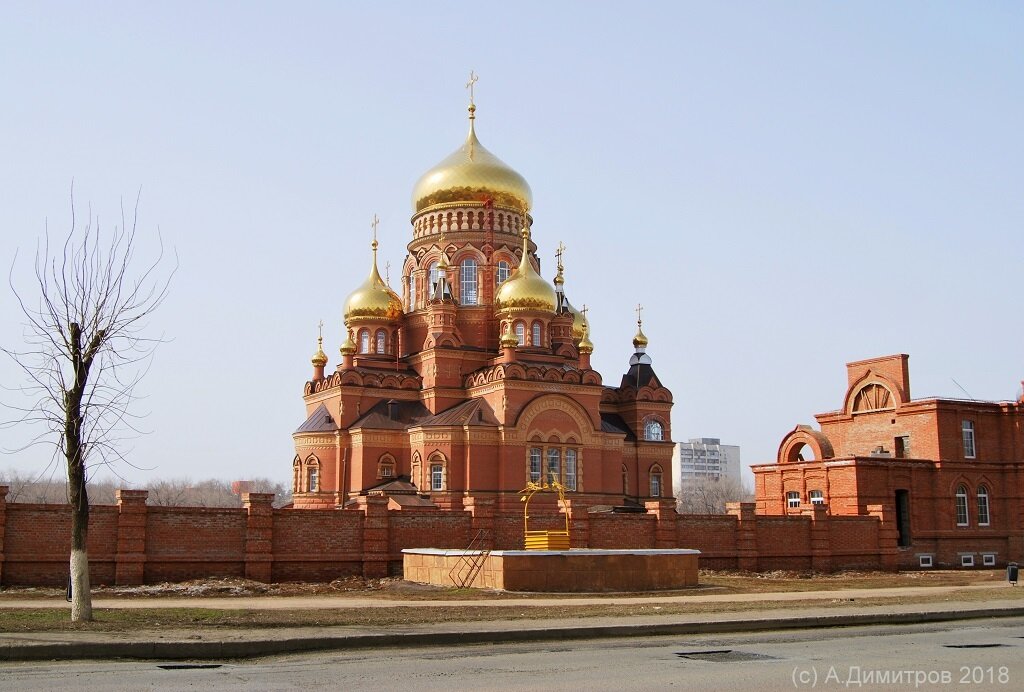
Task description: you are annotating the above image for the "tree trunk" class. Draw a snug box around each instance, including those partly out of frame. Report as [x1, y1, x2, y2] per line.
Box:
[66, 322, 95, 622]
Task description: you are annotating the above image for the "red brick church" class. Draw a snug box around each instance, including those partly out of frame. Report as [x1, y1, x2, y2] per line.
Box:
[290, 94, 674, 512]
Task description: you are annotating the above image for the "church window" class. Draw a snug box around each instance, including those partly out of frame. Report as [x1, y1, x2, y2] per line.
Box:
[955, 485, 969, 526]
[515, 322, 525, 346]
[977, 485, 990, 526]
[411, 453, 421, 489]
[546, 448, 561, 485]
[428, 261, 439, 296]
[292, 457, 301, 493]
[644, 420, 664, 441]
[529, 448, 542, 483]
[809, 489, 825, 505]
[378, 455, 395, 479]
[496, 260, 510, 285]
[408, 273, 416, 311]
[376, 329, 386, 354]
[565, 449, 577, 491]
[621, 465, 628, 495]
[307, 467, 319, 493]
[649, 465, 663, 497]
[430, 463, 444, 492]
[962, 420, 976, 458]
[359, 329, 370, 354]
[460, 258, 478, 305]
[531, 321, 542, 347]
[786, 491, 800, 508]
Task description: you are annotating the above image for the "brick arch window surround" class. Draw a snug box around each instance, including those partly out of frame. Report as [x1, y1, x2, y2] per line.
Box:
[429, 454, 446, 492]
[649, 464, 663, 497]
[977, 485, 991, 526]
[304, 455, 320, 493]
[378, 454, 396, 480]
[411, 452, 422, 489]
[644, 419, 664, 441]
[955, 484, 970, 526]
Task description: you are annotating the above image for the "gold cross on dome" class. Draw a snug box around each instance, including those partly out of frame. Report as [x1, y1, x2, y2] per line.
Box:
[635, 303, 643, 326]
[581, 304, 589, 320]
[466, 70, 479, 105]
[385, 261, 391, 285]
[555, 241, 566, 269]
[370, 214, 380, 242]
[317, 319, 324, 340]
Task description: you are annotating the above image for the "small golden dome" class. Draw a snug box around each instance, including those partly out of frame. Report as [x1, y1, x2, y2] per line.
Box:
[578, 323, 594, 355]
[500, 329, 520, 348]
[633, 323, 649, 350]
[311, 335, 328, 367]
[495, 229, 556, 313]
[344, 242, 403, 323]
[564, 299, 590, 343]
[412, 111, 532, 214]
[339, 331, 356, 355]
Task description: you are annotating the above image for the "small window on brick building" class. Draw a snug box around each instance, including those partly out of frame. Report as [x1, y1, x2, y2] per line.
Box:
[644, 420, 664, 441]
[496, 260, 511, 286]
[375, 329, 387, 354]
[565, 449, 578, 491]
[649, 465, 663, 497]
[895, 435, 910, 458]
[378, 455, 395, 480]
[983, 553, 996, 567]
[786, 491, 800, 508]
[961, 554, 975, 568]
[430, 463, 444, 492]
[919, 554, 933, 568]
[515, 321, 525, 346]
[809, 490, 825, 505]
[546, 447, 561, 485]
[529, 447, 542, 483]
[955, 485, 969, 526]
[977, 485, 990, 526]
[307, 467, 319, 493]
[359, 329, 370, 354]
[962, 420, 976, 459]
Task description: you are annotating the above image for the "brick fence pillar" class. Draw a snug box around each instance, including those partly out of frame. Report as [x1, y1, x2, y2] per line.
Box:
[644, 499, 678, 549]
[867, 503, 899, 571]
[808, 503, 832, 572]
[356, 496, 390, 578]
[727, 502, 758, 571]
[115, 489, 148, 585]
[561, 499, 590, 549]
[242, 492, 275, 583]
[0, 485, 7, 586]
[463, 497, 495, 549]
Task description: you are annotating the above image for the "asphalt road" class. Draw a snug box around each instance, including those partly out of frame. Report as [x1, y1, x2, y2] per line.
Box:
[3, 617, 1023, 691]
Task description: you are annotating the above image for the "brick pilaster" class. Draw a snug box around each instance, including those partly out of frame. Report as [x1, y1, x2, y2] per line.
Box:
[115, 489, 148, 585]
[356, 496, 390, 578]
[242, 492, 275, 583]
[644, 499, 678, 548]
[727, 502, 759, 571]
[808, 503, 832, 572]
[463, 497, 495, 549]
[0, 485, 7, 586]
[867, 503, 899, 571]
[561, 499, 590, 549]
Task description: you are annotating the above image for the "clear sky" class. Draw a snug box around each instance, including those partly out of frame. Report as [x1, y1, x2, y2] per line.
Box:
[1, 2, 1021, 489]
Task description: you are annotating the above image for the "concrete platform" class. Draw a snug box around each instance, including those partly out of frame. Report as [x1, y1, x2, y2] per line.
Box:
[402, 548, 701, 591]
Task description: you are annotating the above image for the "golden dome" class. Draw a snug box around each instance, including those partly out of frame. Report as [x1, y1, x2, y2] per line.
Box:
[633, 323, 649, 350]
[311, 335, 328, 367]
[339, 331, 356, 355]
[412, 108, 533, 214]
[564, 299, 590, 343]
[344, 242, 403, 323]
[578, 323, 594, 355]
[495, 229, 557, 313]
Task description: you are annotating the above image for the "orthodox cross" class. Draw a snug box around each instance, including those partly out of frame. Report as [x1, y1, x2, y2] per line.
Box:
[385, 262, 391, 285]
[555, 241, 566, 270]
[635, 303, 643, 326]
[466, 70, 479, 105]
[370, 214, 380, 248]
[581, 304, 589, 320]
[317, 319, 324, 341]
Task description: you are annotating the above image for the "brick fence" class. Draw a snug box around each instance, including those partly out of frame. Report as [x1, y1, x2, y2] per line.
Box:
[0, 485, 927, 586]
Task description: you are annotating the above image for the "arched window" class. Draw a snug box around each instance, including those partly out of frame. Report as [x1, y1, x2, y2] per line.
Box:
[649, 465, 663, 498]
[430, 462, 444, 491]
[496, 260, 511, 285]
[515, 322, 525, 346]
[531, 321, 542, 347]
[428, 262, 439, 296]
[955, 485, 969, 526]
[359, 329, 370, 354]
[529, 447, 542, 483]
[407, 273, 416, 311]
[546, 447, 561, 484]
[644, 420, 664, 441]
[305, 456, 320, 493]
[565, 449, 577, 491]
[977, 485, 990, 526]
[621, 464, 628, 495]
[378, 454, 395, 479]
[375, 329, 386, 354]
[411, 453, 421, 489]
[460, 258, 478, 305]
[292, 457, 301, 493]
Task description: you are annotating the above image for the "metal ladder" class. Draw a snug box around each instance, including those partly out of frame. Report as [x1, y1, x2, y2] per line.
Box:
[448, 529, 491, 588]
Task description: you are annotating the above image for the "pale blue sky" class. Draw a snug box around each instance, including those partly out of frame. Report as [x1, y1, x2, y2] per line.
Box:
[1, 2, 1021, 488]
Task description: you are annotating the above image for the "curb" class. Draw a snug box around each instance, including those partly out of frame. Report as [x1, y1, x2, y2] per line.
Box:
[3, 606, 1024, 662]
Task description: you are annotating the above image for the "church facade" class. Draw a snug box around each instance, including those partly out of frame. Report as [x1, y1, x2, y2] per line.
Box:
[290, 96, 674, 513]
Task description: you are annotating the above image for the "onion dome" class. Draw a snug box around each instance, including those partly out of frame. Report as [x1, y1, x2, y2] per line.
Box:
[339, 331, 356, 356]
[344, 239, 403, 323]
[311, 334, 328, 368]
[495, 227, 557, 313]
[564, 299, 590, 343]
[412, 104, 532, 214]
[633, 322, 649, 350]
[500, 329, 520, 349]
[578, 322, 594, 355]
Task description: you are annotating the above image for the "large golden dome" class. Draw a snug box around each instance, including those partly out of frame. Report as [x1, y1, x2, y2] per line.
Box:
[495, 230, 556, 313]
[412, 109, 533, 214]
[344, 243, 403, 322]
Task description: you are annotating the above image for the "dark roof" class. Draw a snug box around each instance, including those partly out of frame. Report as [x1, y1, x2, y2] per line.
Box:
[295, 403, 338, 433]
[620, 363, 661, 389]
[418, 398, 498, 427]
[349, 399, 432, 430]
[600, 412, 636, 441]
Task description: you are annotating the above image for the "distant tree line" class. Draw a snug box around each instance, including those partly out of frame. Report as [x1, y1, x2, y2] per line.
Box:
[676, 476, 753, 514]
[0, 469, 292, 508]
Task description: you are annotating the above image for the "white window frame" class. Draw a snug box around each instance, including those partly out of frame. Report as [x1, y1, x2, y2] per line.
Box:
[430, 463, 444, 492]
[515, 322, 525, 346]
[529, 447, 542, 483]
[961, 554, 975, 568]
[977, 485, 990, 526]
[786, 491, 801, 509]
[459, 258, 478, 305]
[407, 272, 416, 310]
[809, 490, 825, 505]
[359, 329, 370, 354]
[496, 260, 511, 285]
[531, 321, 542, 347]
[565, 449, 577, 491]
[307, 467, 319, 493]
[546, 447, 561, 485]
[644, 420, 664, 441]
[962, 420, 976, 459]
[650, 469, 662, 498]
[919, 554, 933, 568]
[983, 553, 996, 567]
[375, 329, 386, 354]
[955, 485, 970, 526]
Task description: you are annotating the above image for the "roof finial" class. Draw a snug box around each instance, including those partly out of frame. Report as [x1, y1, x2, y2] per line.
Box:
[555, 241, 565, 273]
[633, 303, 649, 351]
[312, 319, 328, 368]
[385, 261, 391, 286]
[370, 213, 380, 252]
[581, 304, 589, 320]
[466, 70, 479, 119]
[635, 303, 643, 329]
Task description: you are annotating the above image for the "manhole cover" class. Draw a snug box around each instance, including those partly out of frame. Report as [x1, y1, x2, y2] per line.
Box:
[157, 664, 224, 670]
[676, 649, 776, 662]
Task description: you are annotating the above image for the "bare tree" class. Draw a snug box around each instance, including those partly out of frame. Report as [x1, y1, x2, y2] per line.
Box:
[678, 476, 753, 515]
[1, 194, 173, 621]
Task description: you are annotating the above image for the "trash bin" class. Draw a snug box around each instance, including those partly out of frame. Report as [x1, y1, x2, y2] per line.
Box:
[1008, 563, 1019, 585]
